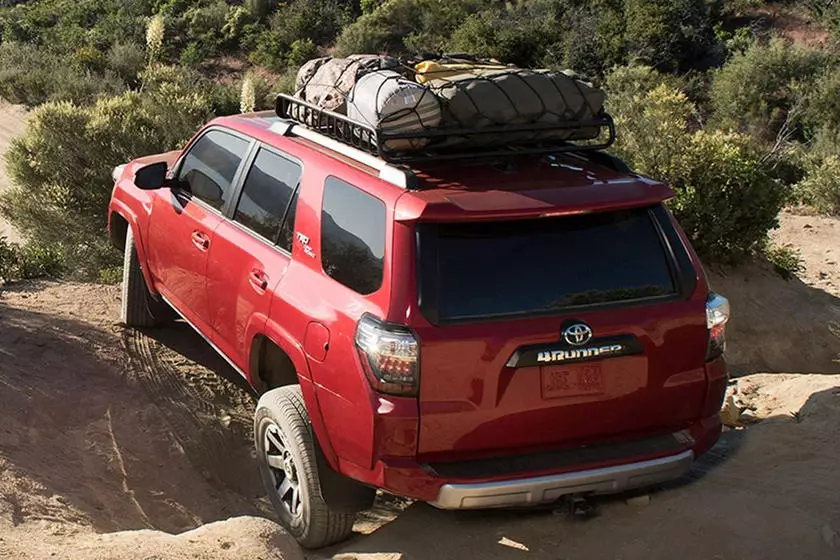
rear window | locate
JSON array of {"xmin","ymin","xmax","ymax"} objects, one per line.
[{"xmin": 417, "ymin": 207, "xmax": 679, "ymax": 322}]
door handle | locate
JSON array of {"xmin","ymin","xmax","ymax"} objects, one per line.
[
  {"xmin": 249, "ymin": 269, "xmax": 269, "ymax": 292},
  {"xmin": 191, "ymin": 230, "xmax": 210, "ymax": 251}
]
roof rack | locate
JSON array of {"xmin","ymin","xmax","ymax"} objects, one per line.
[
  {"xmin": 268, "ymin": 119, "xmax": 415, "ymax": 189},
  {"xmin": 275, "ymin": 94, "xmax": 616, "ymax": 166}
]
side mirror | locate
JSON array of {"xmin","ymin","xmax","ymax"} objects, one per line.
[{"xmin": 134, "ymin": 161, "xmax": 168, "ymax": 190}]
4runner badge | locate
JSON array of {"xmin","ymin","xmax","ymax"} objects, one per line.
[{"xmin": 536, "ymin": 344, "xmax": 624, "ymax": 364}]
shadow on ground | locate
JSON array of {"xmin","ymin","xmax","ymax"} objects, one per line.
[{"xmin": 0, "ymin": 301, "xmax": 267, "ymax": 534}]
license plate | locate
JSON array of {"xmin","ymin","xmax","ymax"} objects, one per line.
[{"xmin": 541, "ymin": 364, "xmax": 604, "ymax": 399}]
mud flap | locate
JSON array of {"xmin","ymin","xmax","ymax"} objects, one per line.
[{"xmin": 313, "ymin": 430, "xmax": 376, "ymax": 513}]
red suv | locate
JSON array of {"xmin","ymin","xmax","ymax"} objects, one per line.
[{"xmin": 108, "ymin": 98, "xmax": 730, "ymax": 548}]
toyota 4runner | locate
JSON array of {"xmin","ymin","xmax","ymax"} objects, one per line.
[{"xmin": 108, "ymin": 98, "xmax": 730, "ymax": 548}]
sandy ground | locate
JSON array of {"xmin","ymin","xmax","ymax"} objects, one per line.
[{"xmin": 0, "ymin": 101, "xmax": 27, "ymax": 243}]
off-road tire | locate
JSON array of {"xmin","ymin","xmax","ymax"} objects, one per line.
[
  {"xmin": 255, "ymin": 386, "xmax": 356, "ymax": 549},
  {"xmin": 121, "ymin": 228, "xmax": 168, "ymax": 327}
]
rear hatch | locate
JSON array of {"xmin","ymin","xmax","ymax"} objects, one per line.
[{"xmin": 410, "ymin": 204, "xmax": 708, "ymax": 463}]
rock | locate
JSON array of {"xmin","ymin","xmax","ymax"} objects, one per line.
[
  {"xmin": 626, "ymin": 495, "xmax": 650, "ymax": 507},
  {"xmin": 721, "ymin": 395, "xmax": 742, "ymax": 427},
  {"xmin": 821, "ymin": 525, "xmax": 837, "ymax": 548}
]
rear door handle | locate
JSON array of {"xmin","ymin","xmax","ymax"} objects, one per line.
[
  {"xmin": 191, "ymin": 230, "xmax": 210, "ymax": 251},
  {"xmin": 249, "ymin": 269, "xmax": 269, "ymax": 292}
]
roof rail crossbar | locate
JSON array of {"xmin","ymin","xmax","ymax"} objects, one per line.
[
  {"xmin": 275, "ymin": 94, "xmax": 617, "ymax": 165},
  {"xmin": 268, "ymin": 119, "xmax": 413, "ymax": 189}
]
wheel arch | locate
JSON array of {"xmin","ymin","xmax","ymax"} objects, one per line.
[
  {"xmin": 250, "ymin": 330, "xmax": 340, "ymax": 468},
  {"xmin": 109, "ymin": 202, "xmax": 157, "ymax": 294}
]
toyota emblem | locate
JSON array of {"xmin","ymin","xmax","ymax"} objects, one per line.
[{"xmin": 563, "ymin": 323, "xmax": 593, "ymax": 346}]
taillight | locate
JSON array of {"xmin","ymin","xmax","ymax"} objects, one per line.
[
  {"xmin": 355, "ymin": 314, "xmax": 420, "ymax": 396},
  {"xmin": 706, "ymin": 292, "xmax": 730, "ymax": 361}
]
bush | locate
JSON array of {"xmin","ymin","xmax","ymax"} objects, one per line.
[
  {"xmin": 0, "ymin": 236, "xmax": 64, "ymax": 282},
  {"xmin": 606, "ymin": 65, "xmax": 788, "ymax": 263},
  {"xmin": 107, "ymin": 42, "xmax": 147, "ymax": 86},
  {"xmin": 286, "ymin": 38, "xmax": 317, "ymax": 68},
  {"xmin": 763, "ymin": 242, "xmax": 805, "ymax": 279},
  {"xmin": 337, "ymin": 0, "xmax": 482, "ymax": 56},
  {"xmin": 711, "ymin": 39, "xmax": 831, "ymax": 143},
  {"xmin": 670, "ymin": 131, "xmax": 788, "ymax": 262},
  {"xmin": 623, "ymin": 0, "xmax": 714, "ymax": 72},
  {"xmin": 794, "ymin": 154, "xmax": 840, "ymax": 215},
  {"xmin": 0, "ymin": 42, "xmax": 126, "ymax": 107},
  {"xmin": 449, "ymin": 1, "xmax": 563, "ymax": 68},
  {"xmin": 1, "ymin": 68, "xmax": 213, "ymax": 278}
]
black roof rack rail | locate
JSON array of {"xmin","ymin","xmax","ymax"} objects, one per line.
[{"xmin": 275, "ymin": 94, "xmax": 616, "ymax": 165}]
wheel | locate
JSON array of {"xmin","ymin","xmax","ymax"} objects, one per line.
[
  {"xmin": 254, "ymin": 386, "xmax": 356, "ymax": 548},
  {"xmin": 120, "ymin": 227, "xmax": 170, "ymax": 327}
]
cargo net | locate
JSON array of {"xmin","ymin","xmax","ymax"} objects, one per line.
[{"xmin": 281, "ymin": 54, "xmax": 615, "ymax": 163}]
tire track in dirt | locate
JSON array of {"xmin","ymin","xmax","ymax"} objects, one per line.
[{"xmin": 121, "ymin": 326, "xmax": 266, "ymax": 505}]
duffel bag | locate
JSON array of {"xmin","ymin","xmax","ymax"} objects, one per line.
[{"xmin": 347, "ymin": 70, "xmax": 442, "ymax": 151}]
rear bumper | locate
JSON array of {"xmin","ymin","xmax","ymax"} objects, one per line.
[{"xmin": 429, "ymin": 450, "xmax": 694, "ymax": 509}]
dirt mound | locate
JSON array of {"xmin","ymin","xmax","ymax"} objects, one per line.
[
  {"xmin": 708, "ymin": 212, "xmax": 840, "ymax": 376},
  {"xmin": 0, "ymin": 282, "xmax": 301, "ymax": 559},
  {"xmin": 1, "ymin": 516, "xmax": 304, "ymax": 560}
]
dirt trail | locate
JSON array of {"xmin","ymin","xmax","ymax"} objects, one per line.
[
  {"xmin": 0, "ymin": 282, "xmax": 300, "ymax": 558},
  {"xmin": 0, "ymin": 101, "xmax": 27, "ymax": 243}
]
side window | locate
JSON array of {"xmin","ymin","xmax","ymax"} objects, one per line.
[
  {"xmin": 277, "ymin": 189, "xmax": 299, "ymax": 252},
  {"xmin": 233, "ymin": 148, "xmax": 302, "ymax": 245},
  {"xmin": 321, "ymin": 177, "xmax": 386, "ymax": 295},
  {"xmin": 178, "ymin": 130, "xmax": 249, "ymax": 212}
]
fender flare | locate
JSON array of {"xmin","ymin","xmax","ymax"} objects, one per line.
[
  {"xmin": 109, "ymin": 201, "xmax": 158, "ymax": 294},
  {"xmin": 257, "ymin": 320, "xmax": 341, "ymax": 471}
]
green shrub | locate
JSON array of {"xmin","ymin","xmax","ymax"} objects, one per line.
[
  {"xmin": 249, "ymin": 29, "xmax": 288, "ymax": 71},
  {"xmin": 670, "ymin": 131, "xmax": 788, "ymax": 262},
  {"xmin": 762, "ymin": 242, "xmax": 805, "ymax": 279},
  {"xmin": 107, "ymin": 42, "xmax": 147, "ymax": 86},
  {"xmin": 185, "ymin": 0, "xmax": 230, "ymax": 53},
  {"xmin": 180, "ymin": 41, "xmax": 209, "ymax": 67},
  {"xmin": 449, "ymin": 1, "xmax": 563, "ymax": 68},
  {"xmin": 0, "ymin": 236, "xmax": 64, "ymax": 282},
  {"xmin": 1, "ymin": 68, "xmax": 213, "ymax": 278},
  {"xmin": 286, "ymin": 38, "xmax": 317, "ymax": 68},
  {"xmin": 97, "ymin": 265, "xmax": 123, "ymax": 285},
  {"xmin": 710, "ymin": 39, "xmax": 831, "ymax": 143},
  {"xmin": 244, "ymin": 0, "xmax": 278, "ymax": 21},
  {"xmin": 624, "ymin": 0, "xmax": 714, "ymax": 72},
  {"xmin": 337, "ymin": 0, "xmax": 482, "ymax": 56},
  {"xmin": 794, "ymin": 154, "xmax": 840, "ymax": 215},
  {"xmin": 606, "ymin": 65, "xmax": 788, "ymax": 263},
  {"xmin": 0, "ymin": 42, "xmax": 126, "ymax": 107}
]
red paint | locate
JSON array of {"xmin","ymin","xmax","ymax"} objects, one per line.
[{"xmin": 108, "ymin": 112, "xmax": 727, "ymax": 501}]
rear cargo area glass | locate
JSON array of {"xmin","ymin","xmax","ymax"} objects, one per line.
[{"xmin": 418, "ymin": 207, "xmax": 677, "ymax": 321}]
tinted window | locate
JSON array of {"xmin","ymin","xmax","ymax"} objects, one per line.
[
  {"xmin": 278, "ymin": 189, "xmax": 299, "ymax": 252},
  {"xmin": 321, "ymin": 177, "xmax": 386, "ymax": 295},
  {"xmin": 178, "ymin": 130, "xmax": 249, "ymax": 211},
  {"xmin": 234, "ymin": 148, "xmax": 301, "ymax": 244},
  {"xmin": 418, "ymin": 207, "xmax": 677, "ymax": 321}
]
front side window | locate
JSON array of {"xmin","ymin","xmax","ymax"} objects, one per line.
[
  {"xmin": 321, "ymin": 177, "xmax": 386, "ymax": 295},
  {"xmin": 178, "ymin": 129, "xmax": 249, "ymax": 211},
  {"xmin": 233, "ymin": 148, "xmax": 301, "ymax": 244}
]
